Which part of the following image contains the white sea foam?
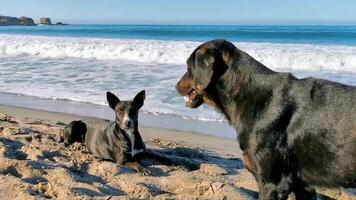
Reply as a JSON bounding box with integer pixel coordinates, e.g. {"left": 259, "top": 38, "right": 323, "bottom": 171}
{"left": 0, "top": 34, "right": 193, "bottom": 64}
{"left": 0, "top": 34, "right": 355, "bottom": 122}
{"left": 1, "top": 34, "right": 356, "bottom": 72}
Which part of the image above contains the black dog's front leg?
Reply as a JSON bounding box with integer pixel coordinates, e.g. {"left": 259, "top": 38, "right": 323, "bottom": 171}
{"left": 251, "top": 149, "right": 294, "bottom": 200}
{"left": 144, "top": 149, "right": 173, "bottom": 165}
{"left": 291, "top": 179, "right": 316, "bottom": 200}
{"left": 258, "top": 180, "right": 290, "bottom": 200}
{"left": 254, "top": 161, "right": 317, "bottom": 200}
{"left": 255, "top": 157, "right": 316, "bottom": 200}
{"left": 144, "top": 149, "right": 200, "bottom": 171}
{"left": 114, "top": 148, "right": 151, "bottom": 176}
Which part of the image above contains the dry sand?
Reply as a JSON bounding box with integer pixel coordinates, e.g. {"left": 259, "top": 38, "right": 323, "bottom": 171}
{"left": 0, "top": 105, "right": 354, "bottom": 199}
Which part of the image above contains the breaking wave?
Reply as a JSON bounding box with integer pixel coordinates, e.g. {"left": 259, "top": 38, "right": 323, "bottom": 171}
{"left": 1, "top": 34, "right": 356, "bottom": 72}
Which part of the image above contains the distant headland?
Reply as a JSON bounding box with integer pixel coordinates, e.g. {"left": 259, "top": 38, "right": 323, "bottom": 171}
{"left": 0, "top": 15, "right": 69, "bottom": 26}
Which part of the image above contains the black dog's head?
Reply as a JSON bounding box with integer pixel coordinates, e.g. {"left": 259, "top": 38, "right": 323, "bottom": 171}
{"left": 176, "top": 39, "right": 234, "bottom": 109}
{"left": 107, "top": 90, "right": 145, "bottom": 132}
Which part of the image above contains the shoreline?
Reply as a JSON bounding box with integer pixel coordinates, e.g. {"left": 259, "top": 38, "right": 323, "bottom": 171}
{"left": 0, "top": 103, "right": 239, "bottom": 157}
{"left": 0, "top": 92, "right": 236, "bottom": 139}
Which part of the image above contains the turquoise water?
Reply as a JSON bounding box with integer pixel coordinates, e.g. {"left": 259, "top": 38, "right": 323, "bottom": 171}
{"left": 1, "top": 25, "right": 356, "bottom": 45}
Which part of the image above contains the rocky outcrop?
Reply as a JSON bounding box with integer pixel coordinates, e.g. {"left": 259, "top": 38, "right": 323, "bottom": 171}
{"left": 0, "top": 15, "right": 68, "bottom": 26}
{"left": 55, "top": 22, "right": 69, "bottom": 26}
{"left": 0, "top": 16, "right": 35, "bottom": 26}
{"left": 39, "top": 17, "right": 52, "bottom": 25}
{"left": 18, "top": 16, "right": 35, "bottom": 26}
{"left": 0, "top": 16, "right": 18, "bottom": 25}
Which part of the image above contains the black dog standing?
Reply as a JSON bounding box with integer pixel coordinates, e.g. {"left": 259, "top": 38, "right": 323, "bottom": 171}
{"left": 176, "top": 39, "right": 356, "bottom": 200}
{"left": 63, "top": 90, "right": 151, "bottom": 175}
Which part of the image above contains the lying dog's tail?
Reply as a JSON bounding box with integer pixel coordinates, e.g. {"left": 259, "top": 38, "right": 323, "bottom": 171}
{"left": 144, "top": 149, "right": 200, "bottom": 171}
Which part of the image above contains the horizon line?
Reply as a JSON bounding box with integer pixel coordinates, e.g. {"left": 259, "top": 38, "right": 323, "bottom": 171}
{"left": 2, "top": 14, "right": 356, "bottom": 26}
{"left": 53, "top": 23, "right": 356, "bottom": 26}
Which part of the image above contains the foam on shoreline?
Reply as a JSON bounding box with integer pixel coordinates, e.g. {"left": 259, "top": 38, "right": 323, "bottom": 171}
{"left": 1, "top": 34, "right": 356, "bottom": 72}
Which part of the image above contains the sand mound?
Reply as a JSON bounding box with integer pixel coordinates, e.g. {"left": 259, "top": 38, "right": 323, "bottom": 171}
{"left": 0, "top": 113, "right": 354, "bottom": 199}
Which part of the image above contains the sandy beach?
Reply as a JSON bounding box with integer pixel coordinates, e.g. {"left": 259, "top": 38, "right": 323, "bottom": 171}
{"left": 1, "top": 0, "right": 356, "bottom": 199}
{"left": 0, "top": 104, "right": 354, "bottom": 199}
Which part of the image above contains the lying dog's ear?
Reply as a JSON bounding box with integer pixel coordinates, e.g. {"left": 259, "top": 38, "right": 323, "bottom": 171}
{"left": 107, "top": 92, "right": 120, "bottom": 110}
{"left": 134, "top": 90, "right": 145, "bottom": 109}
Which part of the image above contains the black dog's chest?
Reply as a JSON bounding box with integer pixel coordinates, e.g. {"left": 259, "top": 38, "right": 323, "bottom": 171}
{"left": 122, "top": 131, "right": 145, "bottom": 160}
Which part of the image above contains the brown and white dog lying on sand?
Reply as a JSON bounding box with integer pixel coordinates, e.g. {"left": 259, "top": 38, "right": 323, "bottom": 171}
{"left": 176, "top": 39, "right": 356, "bottom": 200}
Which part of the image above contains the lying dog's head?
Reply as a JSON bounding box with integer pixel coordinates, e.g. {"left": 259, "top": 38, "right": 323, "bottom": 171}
{"left": 176, "top": 39, "right": 235, "bottom": 109}
{"left": 107, "top": 90, "right": 145, "bottom": 132}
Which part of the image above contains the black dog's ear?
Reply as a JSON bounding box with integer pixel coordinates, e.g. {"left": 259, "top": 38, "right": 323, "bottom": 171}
{"left": 191, "top": 49, "right": 216, "bottom": 90}
{"left": 192, "top": 46, "right": 228, "bottom": 91}
{"left": 107, "top": 92, "right": 120, "bottom": 110}
{"left": 133, "top": 90, "right": 145, "bottom": 109}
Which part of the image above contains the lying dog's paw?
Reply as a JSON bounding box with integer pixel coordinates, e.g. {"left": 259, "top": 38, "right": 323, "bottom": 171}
{"left": 140, "top": 168, "right": 152, "bottom": 176}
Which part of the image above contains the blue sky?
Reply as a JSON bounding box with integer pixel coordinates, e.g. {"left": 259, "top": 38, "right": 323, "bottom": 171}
{"left": 1, "top": 0, "right": 356, "bottom": 25}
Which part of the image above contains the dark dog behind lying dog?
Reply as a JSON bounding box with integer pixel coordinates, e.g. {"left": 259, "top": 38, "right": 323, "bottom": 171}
{"left": 176, "top": 39, "right": 356, "bottom": 199}
{"left": 63, "top": 90, "right": 175, "bottom": 175}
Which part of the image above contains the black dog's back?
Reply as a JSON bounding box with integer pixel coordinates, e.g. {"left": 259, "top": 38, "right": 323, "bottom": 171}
{"left": 287, "top": 77, "right": 356, "bottom": 187}
{"left": 80, "top": 117, "right": 123, "bottom": 162}
{"left": 64, "top": 117, "right": 124, "bottom": 161}
{"left": 259, "top": 72, "right": 356, "bottom": 187}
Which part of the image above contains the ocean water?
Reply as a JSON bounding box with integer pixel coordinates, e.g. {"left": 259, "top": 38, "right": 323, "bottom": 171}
{"left": 0, "top": 25, "right": 356, "bottom": 122}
